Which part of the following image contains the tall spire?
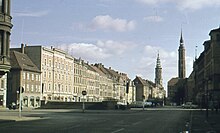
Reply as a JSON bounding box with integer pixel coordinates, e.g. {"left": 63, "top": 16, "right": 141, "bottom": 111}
{"left": 178, "top": 29, "right": 186, "bottom": 78}
{"left": 155, "top": 51, "right": 163, "bottom": 87}
{"left": 180, "top": 29, "right": 184, "bottom": 44}
{"left": 156, "top": 51, "right": 161, "bottom": 68}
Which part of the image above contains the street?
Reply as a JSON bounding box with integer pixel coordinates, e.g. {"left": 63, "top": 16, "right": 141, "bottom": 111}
{"left": 0, "top": 107, "right": 192, "bottom": 133}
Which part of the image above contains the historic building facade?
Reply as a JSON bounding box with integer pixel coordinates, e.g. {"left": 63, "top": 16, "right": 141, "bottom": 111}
{"left": 21, "top": 45, "right": 75, "bottom": 102}
{"left": 0, "top": 0, "right": 12, "bottom": 107}
{"left": 7, "top": 44, "right": 41, "bottom": 107}
{"left": 7, "top": 44, "right": 135, "bottom": 106}
{"left": 189, "top": 27, "right": 220, "bottom": 107}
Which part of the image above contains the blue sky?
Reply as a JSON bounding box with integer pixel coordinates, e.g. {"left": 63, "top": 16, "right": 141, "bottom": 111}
{"left": 11, "top": 0, "right": 220, "bottom": 90}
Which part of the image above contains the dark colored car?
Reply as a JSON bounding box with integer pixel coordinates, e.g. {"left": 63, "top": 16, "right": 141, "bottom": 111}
{"left": 8, "top": 102, "right": 18, "bottom": 110}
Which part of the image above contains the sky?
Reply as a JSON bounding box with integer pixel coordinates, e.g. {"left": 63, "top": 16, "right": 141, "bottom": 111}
{"left": 11, "top": 0, "right": 220, "bottom": 90}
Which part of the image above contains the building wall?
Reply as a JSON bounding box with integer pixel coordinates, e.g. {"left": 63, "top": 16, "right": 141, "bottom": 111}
{"left": 22, "top": 70, "right": 41, "bottom": 107}
{"left": 0, "top": 74, "right": 7, "bottom": 107}
{"left": 10, "top": 45, "right": 135, "bottom": 105}
{"left": 25, "top": 46, "right": 75, "bottom": 102}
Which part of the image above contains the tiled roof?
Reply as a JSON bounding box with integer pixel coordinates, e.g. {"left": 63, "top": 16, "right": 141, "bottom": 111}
{"left": 90, "top": 65, "right": 106, "bottom": 77}
{"left": 10, "top": 51, "right": 41, "bottom": 73}
{"left": 135, "top": 76, "right": 147, "bottom": 86}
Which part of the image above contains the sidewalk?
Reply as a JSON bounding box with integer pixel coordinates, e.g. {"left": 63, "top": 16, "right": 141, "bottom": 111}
{"left": 191, "top": 110, "right": 220, "bottom": 133}
{"left": 0, "top": 107, "right": 42, "bottom": 123}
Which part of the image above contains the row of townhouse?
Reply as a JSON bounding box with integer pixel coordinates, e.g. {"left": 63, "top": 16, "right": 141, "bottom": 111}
{"left": 6, "top": 44, "right": 136, "bottom": 107}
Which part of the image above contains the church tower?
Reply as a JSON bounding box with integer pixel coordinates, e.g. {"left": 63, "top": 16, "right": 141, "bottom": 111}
{"left": 155, "top": 52, "right": 163, "bottom": 86}
{"left": 178, "top": 30, "right": 186, "bottom": 78}
{"left": 0, "top": 0, "right": 12, "bottom": 76}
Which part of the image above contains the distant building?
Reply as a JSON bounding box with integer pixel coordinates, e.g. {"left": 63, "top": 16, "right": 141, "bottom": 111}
{"left": 7, "top": 44, "right": 41, "bottom": 107}
{"left": 188, "top": 27, "right": 220, "bottom": 107}
{"left": 155, "top": 53, "right": 163, "bottom": 86}
{"left": 0, "top": 0, "right": 12, "bottom": 107}
{"left": 178, "top": 30, "right": 186, "bottom": 78}
{"left": 167, "top": 31, "right": 187, "bottom": 105}
{"left": 168, "top": 77, "right": 179, "bottom": 102}
{"left": 133, "top": 53, "right": 165, "bottom": 104}
{"left": 18, "top": 45, "right": 75, "bottom": 102}
{"left": 8, "top": 44, "right": 136, "bottom": 106}
{"left": 93, "top": 63, "right": 132, "bottom": 104}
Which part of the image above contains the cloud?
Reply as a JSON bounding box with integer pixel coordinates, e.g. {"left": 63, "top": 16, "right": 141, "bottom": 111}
{"left": 177, "top": 0, "right": 220, "bottom": 10}
{"left": 13, "top": 10, "right": 49, "bottom": 17}
{"left": 137, "top": 0, "right": 220, "bottom": 11}
{"left": 58, "top": 40, "right": 136, "bottom": 62}
{"left": 144, "top": 15, "right": 163, "bottom": 22}
{"left": 90, "top": 15, "right": 136, "bottom": 32}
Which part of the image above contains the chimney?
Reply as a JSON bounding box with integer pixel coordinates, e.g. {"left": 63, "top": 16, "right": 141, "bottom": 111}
{"left": 21, "top": 43, "right": 24, "bottom": 54}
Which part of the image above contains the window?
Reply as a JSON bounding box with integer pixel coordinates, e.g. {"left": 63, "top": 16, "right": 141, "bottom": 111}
{"left": 32, "top": 74, "right": 34, "bottom": 80}
{"left": 44, "top": 71, "right": 46, "bottom": 78}
{"left": 36, "top": 75, "right": 38, "bottom": 81}
{"left": 39, "top": 85, "right": 41, "bottom": 92}
{"left": 1, "top": 79, "right": 4, "bottom": 88}
{"left": 48, "top": 84, "right": 51, "bottom": 91}
{"left": 27, "top": 84, "right": 29, "bottom": 92}
{"left": 27, "top": 73, "right": 29, "bottom": 80}
{"left": 36, "top": 85, "right": 38, "bottom": 92}
{"left": 44, "top": 59, "right": 47, "bottom": 66}
{"left": 23, "top": 72, "right": 25, "bottom": 80}
{"left": 54, "top": 84, "right": 57, "bottom": 91}
{"left": 49, "top": 60, "right": 51, "bottom": 67}
{"left": 31, "top": 85, "right": 34, "bottom": 92}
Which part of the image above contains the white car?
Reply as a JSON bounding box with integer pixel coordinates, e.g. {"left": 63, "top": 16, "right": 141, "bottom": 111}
{"left": 182, "top": 102, "right": 198, "bottom": 109}
{"left": 145, "top": 102, "right": 153, "bottom": 107}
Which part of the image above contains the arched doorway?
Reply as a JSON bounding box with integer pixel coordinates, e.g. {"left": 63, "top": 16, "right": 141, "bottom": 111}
{"left": 30, "top": 96, "right": 34, "bottom": 107}
{"left": 36, "top": 97, "right": 40, "bottom": 107}
{"left": 23, "top": 96, "right": 28, "bottom": 107}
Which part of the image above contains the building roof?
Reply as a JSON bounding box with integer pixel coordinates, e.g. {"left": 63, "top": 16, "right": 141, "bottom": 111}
{"left": 90, "top": 65, "right": 106, "bottom": 77}
{"left": 209, "top": 27, "right": 220, "bottom": 35}
{"left": 10, "top": 50, "right": 41, "bottom": 73}
{"left": 134, "top": 76, "right": 148, "bottom": 86}
{"left": 168, "top": 77, "right": 179, "bottom": 86}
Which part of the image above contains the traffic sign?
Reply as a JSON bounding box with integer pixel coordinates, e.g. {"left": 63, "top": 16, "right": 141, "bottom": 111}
{"left": 82, "top": 90, "right": 87, "bottom": 96}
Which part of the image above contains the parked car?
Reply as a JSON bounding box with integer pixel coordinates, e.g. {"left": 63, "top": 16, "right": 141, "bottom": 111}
{"left": 130, "top": 101, "right": 144, "bottom": 108}
{"left": 8, "top": 102, "right": 18, "bottom": 110}
{"left": 145, "top": 101, "right": 153, "bottom": 107}
{"left": 182, "top": 102, "right": 198, "bottom": 109}
{"left": 115, "top": 102, "right": 127, "bottom": 110}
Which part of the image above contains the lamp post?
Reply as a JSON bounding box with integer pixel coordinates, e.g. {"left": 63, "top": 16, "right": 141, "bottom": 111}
{"left": 18, "top": 87, "right": 24, "bottom": 118}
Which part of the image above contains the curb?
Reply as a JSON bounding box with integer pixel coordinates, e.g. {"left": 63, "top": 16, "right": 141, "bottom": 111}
{"left": 0, "top": 120, "right": 15, "bottom": 124}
